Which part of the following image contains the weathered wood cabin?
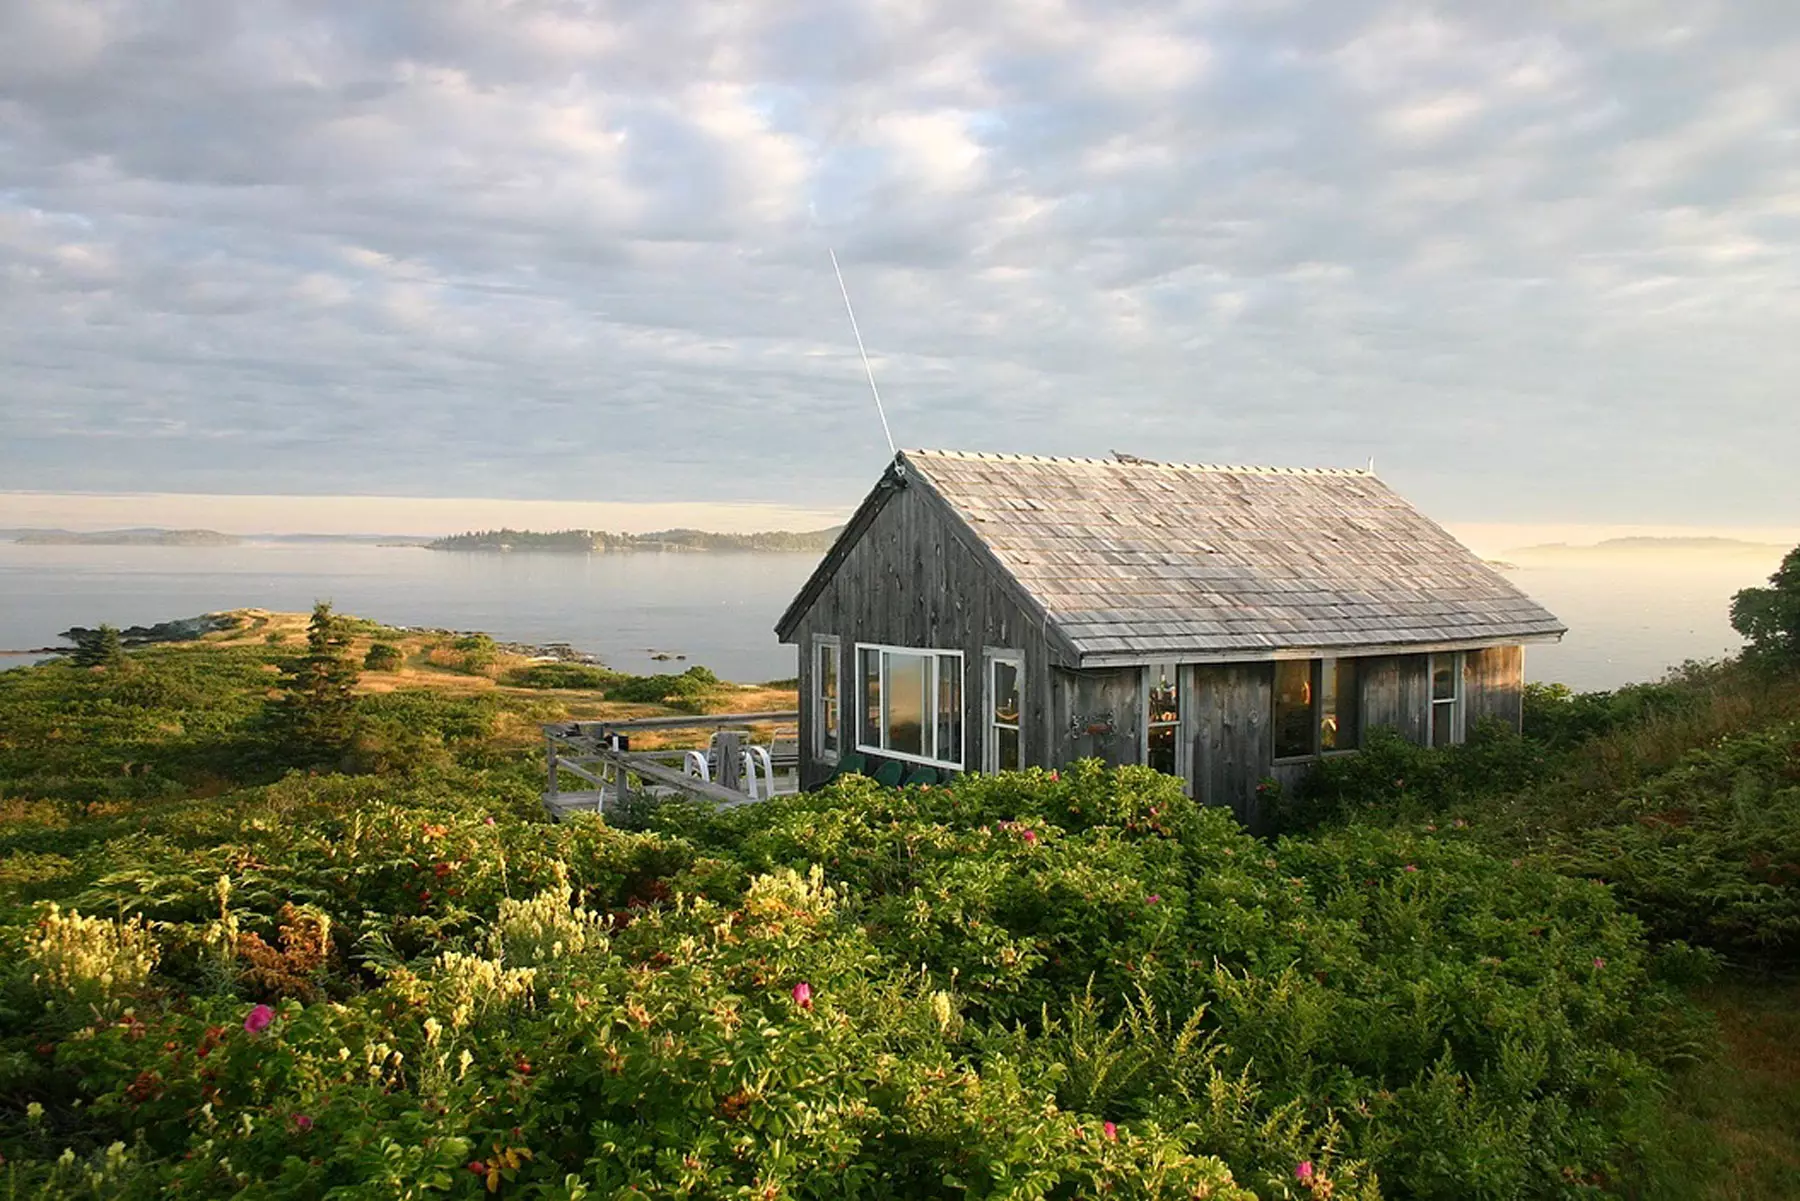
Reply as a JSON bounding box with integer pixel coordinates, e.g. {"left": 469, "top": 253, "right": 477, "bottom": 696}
{"left": 775, "top": 450, "right": 1565, "bottom": 831}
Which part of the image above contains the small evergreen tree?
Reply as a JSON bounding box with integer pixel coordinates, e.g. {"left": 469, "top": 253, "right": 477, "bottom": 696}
{"left": 70, "top": 624, "right": 127, "bottom": 669}
{"left": 268, "top": 602, "right": 361, "bottom": 765}
{"left": 1730, "top": 546, "right": 1800, "bottom": 669}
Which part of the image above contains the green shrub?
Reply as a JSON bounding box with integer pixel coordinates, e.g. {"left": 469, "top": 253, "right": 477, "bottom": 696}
{"left": 1538, "top": 723, "right": 1800, "bottom": 966}
{"left": 605, "top": 665, "right": 721, "bottom": 711}
{"left": 362, "top": 642, "right": 404, "bottom": 672}
{"left": 500, "top": 662, "right": 619, "bottom": 690}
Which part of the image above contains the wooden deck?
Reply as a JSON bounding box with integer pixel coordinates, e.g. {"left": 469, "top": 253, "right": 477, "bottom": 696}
{"left": 542, "top": 711, "right": 801, "bottom": 819}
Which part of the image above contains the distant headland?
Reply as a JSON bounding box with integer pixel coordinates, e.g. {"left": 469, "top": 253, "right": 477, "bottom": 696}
{"left": 1504, "top": 536, "right": 1789, "bottom": 557}
{"left": 9, "top": 528, "right": 241, "bottom": 547}
{"left": 425, "top": 527, "right": 843, "bottom": 553}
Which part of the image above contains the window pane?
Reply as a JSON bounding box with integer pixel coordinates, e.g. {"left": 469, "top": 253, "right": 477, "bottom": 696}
{"left": 995, "top": 726, "right": 1020, "bottom": 771}
{"left": 1273, "top": 659, "right": 1316, "bottom": 759}
{"left": 1432, "top": 701, "right": 1455, "bottom": 747}
{"left": 992, "top": 660, "right": 1019, "bottom": 724}
{"left": 1323, "top": 659, "right": 1358, "bottom": 751}
{"left": 937, "top": 656, "right": 962, "bottom": 765}
{"left": 886, "top": 652, "right": 926, "bottom": 757}
{"left": 1147, "top": 723, "right": 1177, "bottom": 775}
{"left": 818, "top": 643, "right": 838, "bottom": 753}
{"left": 1148, "top": 667, "right": 1179, "bottom": 725}
{"left": 1432, "top": 658, "right": 1456, "bottom": 701}
{"left": 860, "top": 648, "right": 881, "bottom": 748}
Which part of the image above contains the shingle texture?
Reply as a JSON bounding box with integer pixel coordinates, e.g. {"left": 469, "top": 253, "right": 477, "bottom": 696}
{"left": 904, "top": 450, "right": 1565, "bottom": 661}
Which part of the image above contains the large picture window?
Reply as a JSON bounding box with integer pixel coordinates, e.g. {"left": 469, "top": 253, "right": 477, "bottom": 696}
{"left": 813, "top": 636, "right": 840, "bottom": 760}
{"left": 857, "top": 645, "right": 964, "bottom": 768}
{"left": 1430, "top": 652, "right": 1464, "bottom": 747}
{"left": 1274, "top": 657, "right": 1360, "bottom": 759}
{"left": 985, "top": 651, "right": 1022, "bottom": 772}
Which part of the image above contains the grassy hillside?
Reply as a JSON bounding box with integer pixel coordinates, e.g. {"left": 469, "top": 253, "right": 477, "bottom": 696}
{"left": 0, "top": 608, "right": 1796, "bottom": 1197}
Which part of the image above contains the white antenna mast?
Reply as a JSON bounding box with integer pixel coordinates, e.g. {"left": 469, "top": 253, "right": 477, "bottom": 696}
{"left": 829, "top": 248, "right": 896, "bottom": 456}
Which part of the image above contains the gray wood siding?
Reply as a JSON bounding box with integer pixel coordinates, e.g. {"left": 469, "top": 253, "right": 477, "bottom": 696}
{"left": 1464, "top": 645, "right": 1524, "bottom": 732}
{"left": 1360, "top": 653, "right": 1431, "bottom": 744}
{"left": 788, "top": 482, "right": 1062, "bottom": 788}
{"left": 1050, "top": 668, "right": 1143, "bottom": 769}
{"left": 1189, "top": 662, "right": 1275, "bottom": 833}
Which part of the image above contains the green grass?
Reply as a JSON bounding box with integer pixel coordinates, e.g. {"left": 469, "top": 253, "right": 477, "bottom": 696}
{"left": 1648, "top": 978, "right": 1800, "bottom": 1199}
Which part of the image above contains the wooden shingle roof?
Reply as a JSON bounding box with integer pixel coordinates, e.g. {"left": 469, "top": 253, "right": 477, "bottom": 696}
{"left": 901, "top": 449, "right": 1565, "bottom": 664}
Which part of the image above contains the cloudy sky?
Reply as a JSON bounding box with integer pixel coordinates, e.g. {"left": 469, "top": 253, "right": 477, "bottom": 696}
{"left": 2, "top": 0, "right": 1795, "bottom": 529}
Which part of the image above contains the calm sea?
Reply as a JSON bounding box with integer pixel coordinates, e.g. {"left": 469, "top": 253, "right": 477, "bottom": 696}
{"left": 0, "top": 542, "right": 1782, "bottom": 692}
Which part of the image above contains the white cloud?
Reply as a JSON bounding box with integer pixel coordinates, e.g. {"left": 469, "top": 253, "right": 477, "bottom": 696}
{"left": 0, "top": 0, "right": 1793, "bottom": 523}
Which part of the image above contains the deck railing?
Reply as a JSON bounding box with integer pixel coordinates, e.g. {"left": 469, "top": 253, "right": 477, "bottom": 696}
{"left": 542, "top": 711, "right": 801, "bottom": 817}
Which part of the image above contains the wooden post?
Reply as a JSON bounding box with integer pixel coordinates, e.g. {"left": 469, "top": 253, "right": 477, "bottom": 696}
{"left": 546, "top": 735, "right": 560, "bottom": 800}
{"left": 715, "top": 730, "right": 743, "bottom": 792}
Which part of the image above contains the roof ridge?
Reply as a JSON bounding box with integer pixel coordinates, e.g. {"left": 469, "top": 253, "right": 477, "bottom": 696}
{"left": 905, "top": 448, "right": 1373, "bottom": 477}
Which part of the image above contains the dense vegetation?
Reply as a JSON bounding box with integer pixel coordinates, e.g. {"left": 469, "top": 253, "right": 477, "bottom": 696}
{"left": 427, "top": 527, "right": 842, "bottom": 553}
{"left": 0, "top": 576, "right": 1796, "bottom": 1198}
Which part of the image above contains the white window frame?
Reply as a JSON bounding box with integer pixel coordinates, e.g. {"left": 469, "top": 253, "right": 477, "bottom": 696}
{"left": 855, "top": 643, "right": 966, "bottom": 770}
{"left": 984, "top": 649, "right": 1024, "bottom": 773}
{"left": 1429, "top": 652, "right": 1466, "bottom": 747}
{"left": 812, "top": 635, "right": 841, "bottom": 763}
{"left": 1142, "top": 662, "right": 1187, "bottom": 784}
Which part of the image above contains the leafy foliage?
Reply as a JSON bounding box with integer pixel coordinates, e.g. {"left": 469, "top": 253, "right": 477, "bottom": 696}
{"left": 1731, "top": 546, "right": 1800, "bottom": 668}
{"left": 362, "top": 641, "right": 404, "bottom": 672}
{"left": 605, "top": 664, "right": 722, "bottom": 712}
{"left": 500, "top": 662, "right": 620, "bottom": 690}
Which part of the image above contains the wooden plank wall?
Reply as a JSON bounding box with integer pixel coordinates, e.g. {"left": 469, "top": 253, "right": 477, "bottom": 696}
{"left": 1050, "top": 668, "right": 1143, "bottom": 768}
{"left": 1189, "top": 662, "right": 1275, "bottom": 833}
{"left": 790, "top": 482, "right": 1065, "bottom": 788}
{"left": 1464, "top": 645, "right": 1524, "bottom": 731}
{"left": 1360, "top": 654, "right": 1431, "bottom": 743}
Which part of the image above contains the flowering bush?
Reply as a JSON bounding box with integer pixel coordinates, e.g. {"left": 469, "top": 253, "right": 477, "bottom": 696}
{"left": 0, "top": 651, "right": 1721, "bottom": 1199}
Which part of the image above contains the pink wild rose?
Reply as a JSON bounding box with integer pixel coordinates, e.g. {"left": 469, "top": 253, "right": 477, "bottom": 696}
{"left": 1021, "top": 828, "right": 1039, "bottom": 844}
{"left": 792, "top": 981, "right": 813, "bottom": 1011}
{"left": 243, "top": 1004, "right": 275, "bottom": 1035}
{"left": 1403, "top": 864, "right": 1418, "bottom": 873}
{"left": 1594, "top": 957, "right": 1607, "bottom": 969}
{"left": 1295, "top": 1161, "right": 1315, "bottom": 1182}
{"left": 1146, "top": 894, "right": 1162, "bottom": 905}
{"left": 293, "top": 1114, "right": 313, "bottom": 1131}
{"left": 1103, "top": 1121, "right": 1118, "bottom": 1141}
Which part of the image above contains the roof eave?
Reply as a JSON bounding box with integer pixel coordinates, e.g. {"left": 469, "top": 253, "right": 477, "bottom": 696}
{"left": 1072, "top": 629, "right": 1567, "bottom": 670}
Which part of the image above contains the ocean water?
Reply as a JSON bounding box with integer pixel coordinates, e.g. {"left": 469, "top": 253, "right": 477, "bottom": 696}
{"left": 0, "top": 542, "right": 1782, "bottom": 691}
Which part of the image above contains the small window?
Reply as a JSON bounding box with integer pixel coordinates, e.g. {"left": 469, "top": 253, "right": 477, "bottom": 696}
{"left": 813, "top": 637, "right": 840, "bottom": 761}
{"left": 1430, "top": 652, "right": 1464, "bottom": 747}
{"left": 1320, "top": 658, "right": 1359, "bottom": 752}
{"left": 986, "top": 651, "right": 1023, "bottom": 772}
{"left": 1145, "top": 664, "right": 1180, "bottom": 776}
{"left": 1273, "top": 660, "right": 1315, "bottom": 759}
{"left": 856, "top": 644, "right": 965, "bottom": 769}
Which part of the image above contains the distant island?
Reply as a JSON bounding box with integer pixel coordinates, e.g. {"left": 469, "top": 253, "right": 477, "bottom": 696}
{"left": 11, "top": 527, "right": 241, "bottom": 547}
{"left": 1505, "top": 536, "right": 1789, "bottom": 557}
{"left": 426, "top": 526, "right": 844, "bottom": 553}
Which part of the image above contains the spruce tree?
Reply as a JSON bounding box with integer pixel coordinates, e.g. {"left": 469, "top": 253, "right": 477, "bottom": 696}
{"left": 71, "top": 624, "right": 127, "bottom": 669}
{"left": 269, "top": 602, "right": 361, "bottom": 765}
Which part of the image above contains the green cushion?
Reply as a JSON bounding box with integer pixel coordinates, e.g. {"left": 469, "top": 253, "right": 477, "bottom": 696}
{"left": 871, "top": 760, "right": 904, "bottom": 788}
{"left": 831, "top": 752, "right": 867, "bottom": 780}
{"left": 901, "top": 766, "right": 938, "bottom": 788}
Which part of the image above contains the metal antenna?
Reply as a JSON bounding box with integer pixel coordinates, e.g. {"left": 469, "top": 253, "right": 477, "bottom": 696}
{"left": 829, "top": 248, "right": 896, "bottom": 456}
